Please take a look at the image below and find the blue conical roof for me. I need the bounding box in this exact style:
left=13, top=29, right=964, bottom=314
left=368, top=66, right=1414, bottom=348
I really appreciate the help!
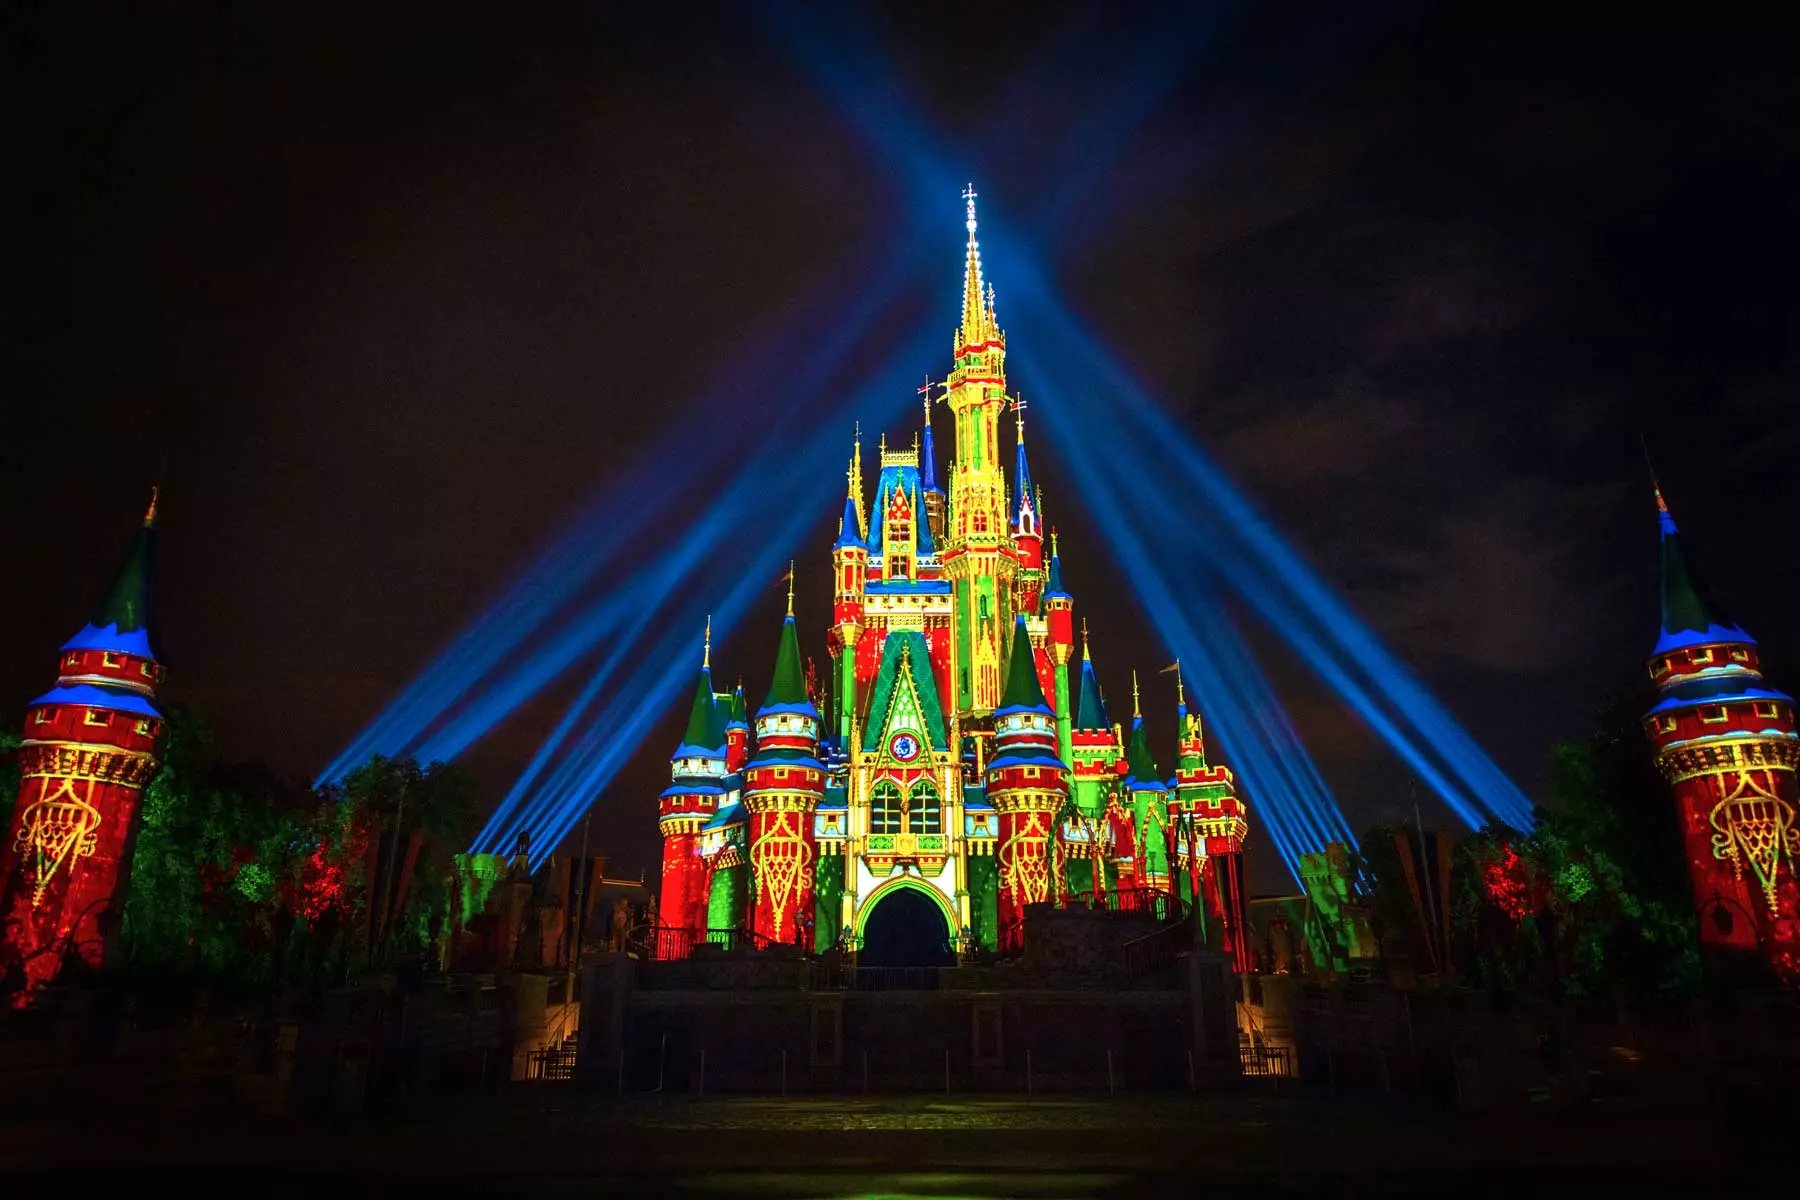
left=1011, top=435, right=1036, bottom=532
left=1044, top=552, right=1068, bottom=599
left=835, top=494, right=865, bottom=550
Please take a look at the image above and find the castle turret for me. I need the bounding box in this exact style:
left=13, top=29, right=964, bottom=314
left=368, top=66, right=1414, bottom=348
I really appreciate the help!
left=1042, top=532, right=1075, bottom=767
left=831, top=447, right=869, bottom=749
left=986, top=617, right=1068, bottom=941
left=920, top=388, right=947, bottom=546
left=656, top=621, right=727, bottom=954
left=724, top=683, right=751, bottom=774
left=1009, top=404, right=1045, bottom=616
left=1124, top=673, right=1171, bottom=895
left=1642, top=479, right=1800, bottom=976
left=2, top=493, right=166, bottom=1003
left=940, top=186, right=1018, bottom=721
left=1167, top=667, right=1252, bottom=972
left=1065, top=624, right=1122, bottom=898
left=744, top=586, right=827, bottom=948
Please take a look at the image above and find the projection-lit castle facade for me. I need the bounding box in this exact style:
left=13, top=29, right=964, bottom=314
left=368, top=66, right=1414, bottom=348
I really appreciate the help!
left=1644, top=482, right=1800, bottom=979
left=656, top=195, right=1254, bottom=964
left=0, top=496, right=165, bottom=1004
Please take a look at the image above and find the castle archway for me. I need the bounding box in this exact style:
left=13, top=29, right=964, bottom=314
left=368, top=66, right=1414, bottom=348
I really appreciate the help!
left=856, top=878, right=956, bottom=968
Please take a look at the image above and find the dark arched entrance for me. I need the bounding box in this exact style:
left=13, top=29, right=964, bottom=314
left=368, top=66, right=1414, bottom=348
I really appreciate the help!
left=859, top=885, right=955, bottom=967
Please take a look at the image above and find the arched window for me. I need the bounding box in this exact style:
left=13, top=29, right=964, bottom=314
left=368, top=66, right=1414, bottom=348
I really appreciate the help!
left=909, top=780, right=941, bottom=834
left=871, top=780, right=903, bottom=835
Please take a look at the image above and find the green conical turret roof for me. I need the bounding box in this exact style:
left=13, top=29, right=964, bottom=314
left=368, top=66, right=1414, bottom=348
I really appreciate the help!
left=1653, top=480, right=1753, bottom=653
left=996, top=616, right=1050, bottom=714
left=762, top=615, right=814, bottom=713
left=727, top=684, right=749, bottom=729
left=63, top=492, right=159, bottom=659
left=1125, top=717, right=1164, bottom=790
left=676, top=665, right=727, bottom=754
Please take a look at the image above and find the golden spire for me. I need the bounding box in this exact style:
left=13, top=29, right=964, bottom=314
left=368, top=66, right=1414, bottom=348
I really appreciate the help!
left=958, top=184, right=989, bottom=349
left=1081, top=618, right=1090, bottom=661
left=786, top=560, right=795, bottom=617
left=1051, top=527, right=1060, bottom=558
left=848, top=424, right=867, bottom=540
left=143, top=486, right=159, bottom=528
left=1174, top=661, right=1185, bottom=709
left=703, top=615, right=712, bottom=669
left=1132, top=670, right=1141, bottom=720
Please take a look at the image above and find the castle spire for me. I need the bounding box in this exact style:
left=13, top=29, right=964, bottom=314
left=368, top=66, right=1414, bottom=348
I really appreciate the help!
left=1651, top=474, right=1753, bottom=653
left=1132, top=669, right=1141, bottom=721
left=786, top=559, right=795, bottom=617
left=958, top=184, right=991, bottom=350
left=703, top=614, right=712, bottom=669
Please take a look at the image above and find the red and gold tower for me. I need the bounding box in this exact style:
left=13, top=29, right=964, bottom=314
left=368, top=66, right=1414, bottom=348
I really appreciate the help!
left=1168, top=669, right=1252, bottom=973
left=1642, top=481, right=1800, bottom=978
left=744, top=591, right=826, bottom=948
left=987, top=616, right=1068, bottom=940
left=656, top=621, right=727, bottom=954
left=1, top=494, right=165, bottom=1004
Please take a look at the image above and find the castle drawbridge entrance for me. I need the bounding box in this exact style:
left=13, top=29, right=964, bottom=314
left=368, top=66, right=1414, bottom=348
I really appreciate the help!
left=857, top=882, right=955, bottom=968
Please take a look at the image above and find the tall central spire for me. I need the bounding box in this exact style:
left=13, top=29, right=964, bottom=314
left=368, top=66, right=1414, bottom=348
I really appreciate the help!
left=958, top=184, right=996, bottom=350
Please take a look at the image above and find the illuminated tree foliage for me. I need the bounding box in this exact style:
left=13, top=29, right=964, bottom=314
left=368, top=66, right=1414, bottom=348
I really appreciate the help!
left=117, top=708, right=476, bottom=993
left=1425, top=694, right=1701, bottom=999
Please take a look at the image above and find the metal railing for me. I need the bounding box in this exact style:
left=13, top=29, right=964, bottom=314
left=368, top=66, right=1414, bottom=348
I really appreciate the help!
left=1240, top=1042, right=1292, bottom=1077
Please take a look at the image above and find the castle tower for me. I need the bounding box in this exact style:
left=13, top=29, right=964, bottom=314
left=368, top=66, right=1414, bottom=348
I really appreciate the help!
left=940, top=186, right=1018, bottom=720
left=1009, top=405, right=1045, bottom=617
left=1123, top=674, right=1171, bottom=895
left=831, top=439, right=870, bottom=748
left=920, top=390, right=947, bottom=547
left=656, top=622, right=727, bottom=954
left=1, top=494, right=166, bottom=1003
left=744, top=594, right=826, bottom=948
left=986, top=617, right=1068, bottom=940
left=1067, top=625, right=1123, bottom=897
left=1642, top=480, right=1800, bottom=976
left=724, top=683, right=751, bottom=774
left=1041, top=533, right=1075, bottom=767
left=1168, top=669, right=1253, bottom=973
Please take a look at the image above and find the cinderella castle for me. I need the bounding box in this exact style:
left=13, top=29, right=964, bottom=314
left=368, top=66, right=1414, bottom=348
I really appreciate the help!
left=653, top=194, right=1254, bottom=966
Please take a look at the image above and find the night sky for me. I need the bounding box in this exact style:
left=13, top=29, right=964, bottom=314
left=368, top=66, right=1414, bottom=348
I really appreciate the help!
left=5, top=3, right=1797, bottom=893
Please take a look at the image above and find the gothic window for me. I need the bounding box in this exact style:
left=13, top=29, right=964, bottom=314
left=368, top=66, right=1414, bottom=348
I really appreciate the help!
left=909, top=780, right=942, bottom=834
left=871, top=780, right=903, bottom=834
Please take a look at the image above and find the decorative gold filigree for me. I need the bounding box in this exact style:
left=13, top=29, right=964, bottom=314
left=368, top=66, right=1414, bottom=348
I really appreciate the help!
left=750, top=809, right=814, bottom=942
left=1708, top=770, right=1800, bottom=913
left=998, top=810, right=1052, bottom=908
left=12, top=777, right=105, bottom=905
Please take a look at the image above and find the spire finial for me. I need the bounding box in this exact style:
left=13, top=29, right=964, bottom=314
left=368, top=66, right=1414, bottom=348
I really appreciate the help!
left=1132, top=669, right=1141, bottom=720
left=1174, top=660, right=1185, bottom=709
left=143, top=486, right=159, bottom=528
left=703, top=615, right=712, bottom=669
left=959, top=184, right=987, bottom=349
left=1010, top=393, right=1027, bottom=443
left=786, top=560, right=795, bottom=617
left=1051, top=526, right=1060, bottom=558
left=1643, top=438, right=1678, bottom=536
left=918, top=376, right=936, bottom=421
left=1081, top=618, right=1090, bottom=660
